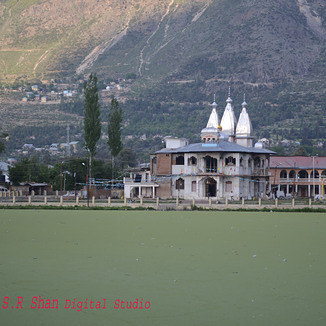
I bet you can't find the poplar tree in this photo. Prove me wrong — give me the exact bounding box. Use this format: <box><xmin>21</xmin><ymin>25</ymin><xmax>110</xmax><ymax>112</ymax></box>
<box><xmin>107</xmin><ymin>98</ymin><xmax>123</xmax><ymax>178</ymax></box>
<box><xmin>83</xmin><ymin>73</ymin><xmax>101</xmax><ymax>178</ymax></box>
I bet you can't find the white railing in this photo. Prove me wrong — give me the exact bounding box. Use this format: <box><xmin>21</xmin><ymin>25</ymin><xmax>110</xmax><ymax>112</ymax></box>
<box><xmin>279</xmin><ymin>178</ymin><xmax>325</xmax><ymax>184</ymax></box>
<box><xmin>124</xmin><ymin>177</ymin><xmax>156</xmax><ymax>184</ymax></box>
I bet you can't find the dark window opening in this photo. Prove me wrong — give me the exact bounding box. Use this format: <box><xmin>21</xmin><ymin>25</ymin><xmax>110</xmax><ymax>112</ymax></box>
<box><xmin>176</xmin><ymin>178</ymin><xmax>184</xmax><ymax>190</ymax></box>
<box><xmin>188</xmin><ymin>156</ymin><xmax>197</xmax><ymax>165</ymax></box>
<box><xmin>225</xmin><ymin>156</ymin><xmax>236</xmax><ymax>166</ymax></box>
<box><xmin>280</xmin><ymin>170</ymin><xmax>287</xmax><ymax>178</ymax></box>
<box><xmin>205</xmin><ymin>156</ymin><xmax>217</xmax><ymax>172</ymax></box>
<box><xmin>176</xmin><ymin>155</ymin><xmax>184</xmax><ymax>165</ymax></box>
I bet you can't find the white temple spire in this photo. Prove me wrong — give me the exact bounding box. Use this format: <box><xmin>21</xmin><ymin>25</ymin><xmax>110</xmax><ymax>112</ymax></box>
<box><xmin>220</xmin><ymin>89</ymin><xmax>236</xmax><ymax>139</ymax></box>
<box><xmin>201</xmin><ymin>96</ymin><xmax>220</xmax><ymax>142</ymax></box>
<box><xmin>236</xmin><ymin>94</ymin><xmax>253</xmax><ymax>147</ymax></box>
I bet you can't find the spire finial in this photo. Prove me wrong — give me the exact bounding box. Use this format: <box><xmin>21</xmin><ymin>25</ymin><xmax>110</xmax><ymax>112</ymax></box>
<box><xmin>242</xmin><ymin>93</ymin><xmax>247</xmax><ymax>107</ymax></box>
<box><xmin>226</xmin><ymin>86</ymin><xmax>232</xmax><ymax>103</ymax></box>
<box><xmin>214</xmin><ymin>93</ymin><xmax>216</xmax><ymax>102</ymax></box>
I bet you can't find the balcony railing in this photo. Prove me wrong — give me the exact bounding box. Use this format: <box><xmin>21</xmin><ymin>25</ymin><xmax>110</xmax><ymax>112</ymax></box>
<box><xmin>123</xmin><ymin>178</ymin><xmax>156</xmax><ymax>184</ymax></box>
<box><xmin>278</xmin><ymin>178</ymin><xmax>325</xmax><ymax>184</ymax></box>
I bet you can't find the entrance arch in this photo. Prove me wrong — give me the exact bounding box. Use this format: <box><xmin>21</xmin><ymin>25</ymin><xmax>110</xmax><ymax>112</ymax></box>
<box><xmin>205</xmin><ymin>177</ymin><xmax>217</xmax><ymax>197</ymax></box>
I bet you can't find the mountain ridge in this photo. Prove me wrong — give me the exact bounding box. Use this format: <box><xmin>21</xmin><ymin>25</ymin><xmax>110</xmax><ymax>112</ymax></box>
<box><xmin>1</xmin><ymin>0</ymin><xmax>326</xmax><ymax>158</ymax></box>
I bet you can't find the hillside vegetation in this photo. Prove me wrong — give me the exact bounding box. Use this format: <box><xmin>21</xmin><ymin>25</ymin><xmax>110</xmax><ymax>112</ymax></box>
<box><xmin>0</xmin><ymin>0</ymin><xmax>326</xmax><ymax>158</ymax></box>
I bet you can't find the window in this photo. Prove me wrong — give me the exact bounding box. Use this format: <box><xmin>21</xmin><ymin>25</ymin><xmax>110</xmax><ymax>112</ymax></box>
<box><xmin>310</xmin><ymin>170</ymin><xmax>319</xmax><ymax>178</ymax></box>
<box><xmin>191</xmin><ymin>181</ymin><xmax>196</xmax><ymax>192</ymax></box>
<box><xmin>298</xmin><ymin>170</ymin><xmax>308</xmax><ymax>178</ymax></box>
<box><xmin>225</xmin><ymin>156</ymin><xmax>236</xmax><ymax>165</ymax></box>
<box><xmin>176</xmin><ymin>178</ymin><xmax>184</xmax><ymax>190</ymax></box>
<box><xmin>280</xmin><ymin>170</ymin><xmax>287</xmax><ymax>178</ymax></box>
<box><xmin>188</xmin><ymin>156</ymin><xmax>197</xmax><ymax>165</ymax></box>
<box><xmin>176</xmin><ymin>155</ymin><xmax>184</xmax><ymax>165</ymax></box>
<box><xmin>204</xmin><ymin>156</ymin><xmax>217</xmax><ymax>172</ymax></box>
<box><xmin>254</xmin><ymin>157</ymin><xmax>261</xmax><ymax>168</ymax></box>
<box><xmin>225</xmin><ymin>181</ymin><xmax>232</xmax><ymax>192</ymax></box>
<box><xmin>289</xmin><ymin>170</ymin><xmax>296</xmax><ymax>179</ymax></box>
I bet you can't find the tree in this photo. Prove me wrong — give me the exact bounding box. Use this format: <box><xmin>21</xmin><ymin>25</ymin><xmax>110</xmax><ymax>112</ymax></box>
<box><xmin>294</xmin><ymin>146</ymin><xmax>308</xmax><ymax>156</ymax></box>
<box><xmin>83</xmin><ymin>73</ymin><xmax>101</xmax><ymax>178</ymax></box>
<box><xmin>107</xmin><ymin>98</ymin><xmax>123</xmax><ymax>178</ymax></box>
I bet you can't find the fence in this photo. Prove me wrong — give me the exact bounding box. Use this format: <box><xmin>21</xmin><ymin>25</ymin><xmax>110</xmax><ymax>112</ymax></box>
<box><xmin>0</xmin><ymin>192</ymin><xmax>325</xmax><ymax>210</ymax></box>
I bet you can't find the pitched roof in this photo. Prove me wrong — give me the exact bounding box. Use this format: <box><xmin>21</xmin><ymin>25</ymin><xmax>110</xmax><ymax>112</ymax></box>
<box><xmin>270</xmin><ymin>156</ymin><xmax>326</xmax><ymax>169</ymax></box>
<box><xmin>156</xmin><ymin>141</ymin><xmax>274</xmax><ymax>155</ymax></box>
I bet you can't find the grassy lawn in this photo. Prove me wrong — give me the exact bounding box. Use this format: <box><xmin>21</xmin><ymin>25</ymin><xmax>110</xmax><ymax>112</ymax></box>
<box><xmin>0</xmin><ymin>210</ymin><xmax>326</xmax><ymax>326</ymax></box>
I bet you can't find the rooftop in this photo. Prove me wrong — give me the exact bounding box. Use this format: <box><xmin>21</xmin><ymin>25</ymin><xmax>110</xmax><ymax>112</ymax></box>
<box><xmin>270</xmin><ymin>156</ymin><xmax>326</xmax><ymax>169</ymax></box>
<box><xmin>156</xmin><ymin>141</ymin><xmax>275</xmax><ymax>155</ymax></box>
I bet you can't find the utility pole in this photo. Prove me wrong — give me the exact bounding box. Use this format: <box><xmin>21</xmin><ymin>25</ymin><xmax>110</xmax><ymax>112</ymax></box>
<box><xmin>60</xmin><ymin>161</ymin><xmax>63</xmax><ymax>193</ymax></box>
<box><xmin>66</xmin><ymin>124</ymin><xmax>71</xmax><ymax>157</ymax></box>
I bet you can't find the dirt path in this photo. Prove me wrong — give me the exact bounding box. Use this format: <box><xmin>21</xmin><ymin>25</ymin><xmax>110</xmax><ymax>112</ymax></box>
<box><xmin>76</xmin><ymin>15</ymin><xmax>131</xmax><ymax>75</ymax></box>
<box><xmin>138</xmin><ymin>0</ymin><xmax>175</xmax><ymax>76</ymax></box>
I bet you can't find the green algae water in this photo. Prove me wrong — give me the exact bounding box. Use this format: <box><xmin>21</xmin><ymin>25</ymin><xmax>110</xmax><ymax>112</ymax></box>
<box><xmin>1</xmin><ymin>210</ymin><xmax>325</xmax><ymax>326</ymax></box>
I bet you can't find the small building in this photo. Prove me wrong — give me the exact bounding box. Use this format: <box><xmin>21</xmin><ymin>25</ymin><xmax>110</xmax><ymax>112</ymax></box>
<box><xmin>17</xmin><ymin>182</ymin><xmax>52</xmax><ymax>195</ymax></box>
<box><xmin>124</xmin><ymin>164</ymin><xmax>158</xmax><ymax>198</ymax></box>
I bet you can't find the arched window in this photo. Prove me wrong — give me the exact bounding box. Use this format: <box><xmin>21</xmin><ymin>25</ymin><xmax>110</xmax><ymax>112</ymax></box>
<box><xmin>321</xmin><ymin>170</ymin><xmax>326</xmax><ymax>177</ymax></box>
<box><xmin>225</xmin><ymin>156</ymin><xmax>236</xmax><ymax>166</ymax></box>
<box><xmin>298</xmin><ymin>170</ymin><xmax>308</xmax><ymax>179</ymax></box>
<box><xmin>280</xmin><ymin>170</ymin><xmax>287</xmax><ymax>178</ymax></box>
<box><xmin>310</xmin><ymin>170</ymin><xmax>319</xmax><ymax>178</ymax></box>
<box><xmin>289</xmin><ymin>170</ymin><xmax>296</xmax><ymax>179</ymax></box>
<box><xmin>176</xmin><ymin>178</ymin><xmax>184</xmax><ymax>190</ymax></box>
<box><xmin>240</xmin><ymin>157</ymin><xmax>244</xmax><ymax>166</ymax></box>
<box><xmin>188</xmin><ymin>156</ymin><xmax>197</xmax><ymax>165</ymax></box>
<box><xmin>176</xmin><ymin>155</ymin><xmax>184</xmax><ymax>165</ymax></box>
<box><xmin>254</xmin><ymin>157</ymin><xmax>261</xmax><ymax>168</ymax></box>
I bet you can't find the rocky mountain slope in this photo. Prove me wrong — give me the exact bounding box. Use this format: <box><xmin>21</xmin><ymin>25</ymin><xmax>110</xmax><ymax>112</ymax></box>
<box><xmin>1</xmin><ymin>0</ymin><xmax>326</xmax><ymax>157</ymax></box>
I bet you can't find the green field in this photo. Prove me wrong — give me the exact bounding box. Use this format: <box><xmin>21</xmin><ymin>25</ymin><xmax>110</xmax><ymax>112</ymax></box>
<box><xmin>1</xmin><ymin>210</ymin><xmax>326</xmax><ymax>326</ymax></box>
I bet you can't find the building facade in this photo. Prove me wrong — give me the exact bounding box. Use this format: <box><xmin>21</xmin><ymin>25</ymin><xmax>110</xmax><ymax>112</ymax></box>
<box><xmin>270</xmin><ymin>156</ymin><xmax>326</xmax><ymax>198</ymax></box>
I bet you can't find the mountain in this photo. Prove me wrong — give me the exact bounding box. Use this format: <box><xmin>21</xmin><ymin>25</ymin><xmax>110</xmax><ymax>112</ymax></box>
<box><xmin>1</xmin><ymin>0</ymin><xmax>326</xmax><ymax>157</ymax></box>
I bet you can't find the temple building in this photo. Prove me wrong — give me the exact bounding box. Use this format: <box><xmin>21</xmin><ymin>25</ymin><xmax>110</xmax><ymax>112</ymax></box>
<box><xmin>148</xmin><ymin>94</ymin><xmax>275</xmax><ymax>200</ymax></box>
